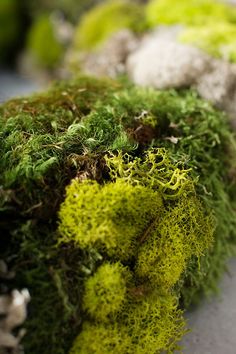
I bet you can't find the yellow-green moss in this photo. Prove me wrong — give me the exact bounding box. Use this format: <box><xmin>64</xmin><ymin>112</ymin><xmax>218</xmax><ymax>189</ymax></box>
<box><xmin>58</xmin><ymin>178</ymin><xmax>163</xmax><ymax>260</ymax></box>
<box><xmin>136</xmin><ymin>196</ymin><xmax>214</xmax><ymax>289</ymax></box>
<box><xmin>73</xmin><ymin>0</ymin><xmax>146</xmax><ymax>51</ymax></box>
<box><xmin>70</xmin><ymin>322</ymin><xmax>133</xmax><ymax>354</ymax></box>
<box><xmin>179</xmin><ymin>22</ymin><xmax>236</xmax><ymax>62</ymax></box>
<box><xmin>27</xmin><ymin>14</ymin><xmax>64</xmax><ymax>70</ymax></box>
<box><xmin>83</xmin><ymin>262</ymin><xmax>131</xmax><ymax>321</ymax></box>
<box><xmin>146</xmin><ymin>0</ymin><xmax>236</xmax><ymax>27</ymax></box>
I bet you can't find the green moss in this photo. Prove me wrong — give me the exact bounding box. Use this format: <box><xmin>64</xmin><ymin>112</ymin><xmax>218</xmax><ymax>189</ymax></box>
<box><xmin>26</xmin><ymin>14</ymin><xmax>64</xmax><ymax>70</ymax></box>
<box><xmin>179</xmin><ymin>22</ymin><xmax>236</xmax><ymax>62</ymax></box>
<box><xmin>146</xmin><ymin>0</ymin><xmax>236</xmax><ymax>27</ymax></box>
<box><xmin>0</xmin><ymin>77</ymin><xmax>236</xmax><ymax>353</ymax></box>
<box><xmin>136</xmin><ymin>195</ymin><xmax>214</xmax><ymax>289</ymax></box>
<box><xmin>83</xmin><ymin>262</ymin><xmax>131</xmax><ymax>321</ymax></box>
<box><xmin>73</xmin><ymin>0</ymin><xmax>147</xmax><ymax>51</ymax></box>
<box><xmin>58</xmin><ymin>179</ymin><xmax>163</xmax><ymax>260</ymax></box>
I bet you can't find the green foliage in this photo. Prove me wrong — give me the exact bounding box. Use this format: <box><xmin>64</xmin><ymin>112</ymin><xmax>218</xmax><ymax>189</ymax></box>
<box><xmin>1</xmin><ymin>76</ymin><xmax>236</xmax><ymax>353</ymax></box>
<box><xmin>146</xmin><ymin>0</ymin><xmax>236</xmax><ymax>27</ymax></box>
<box><xmin>179</xmin><ymin>22</ymin><xmax>236</xmax><ymax>62</ymax></box>
<box><xmin>26</xmin><ymin>14</ymin><xmax>64</xmax><ymax>69</ymax></box>
<box><xmin>58</xmin><ymin>179</ymin><xmax>163</xmax><ymax>260</ymax></box>
<box><xmin>73</xmin><ymin>0</ymin><xmax>147</xmax><ymax>51</ymax></box>
<box><xmin>83</xmin><ymin>262</ymin><xmax>131</xmax><ymax>321</ymax></box>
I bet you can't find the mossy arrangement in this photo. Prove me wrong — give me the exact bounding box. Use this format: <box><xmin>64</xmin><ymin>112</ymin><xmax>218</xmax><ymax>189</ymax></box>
<box><xmin>73</xmin><ymin>0</ymin><xmax>147</xmax><ymax>51</ymax></box>
<box><xmin>146</xmin><ymin>0</ymin><xmax>236</xmax><ymax>63</ymax></box>
<box><xmin>1</xmin><ymin>76</ymin><xmax>236</xmax><ymax>353</ymax></box>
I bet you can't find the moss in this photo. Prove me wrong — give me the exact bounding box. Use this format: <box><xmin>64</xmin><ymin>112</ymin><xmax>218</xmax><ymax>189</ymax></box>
<box><xmin>70</xmin><ymin>322</ymin><xmax>133</xmax><ymax>354</ymax></box>
<box><xmin>0</xmin><ymin>77</ymin><xmax>236</xmax><ymax>353</ymax></box>
<box><xmin>83</xmin><ymin>262</ymin><xmax>131</xmax><ymax>322</ymax></box>
<box><xmin>146</xmin><ymin>0</ymin><xmax>236</xmax><ymax>28</ymax></box>
<box><xmin>26</xmin><ymin>14</ymin><xmax>64</xmax><ymax>70</ymax></box>
<box><xmin>73</xmin><ymin>0</ymin><xmax>147</xmax><ymax>51</ymax></box>
<box><xmin>58</xmin><ymin>179</ymin><xmax>163</xmax><ymax>260</ymax></box>
<box><xmin>179</xmin><ymin>22</ymin><xmax>236</xmax><ymax>62</ymax></box>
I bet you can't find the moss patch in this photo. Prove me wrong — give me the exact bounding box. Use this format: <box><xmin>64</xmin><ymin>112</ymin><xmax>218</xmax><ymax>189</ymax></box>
<box><xmin>0</xmin><ymin>76</ymin><xmax>235</xmax><ymax>353</ymax></box>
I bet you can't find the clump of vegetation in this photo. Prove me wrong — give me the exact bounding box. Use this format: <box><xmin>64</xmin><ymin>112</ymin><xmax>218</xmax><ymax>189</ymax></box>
<box><xmin>26</xmin><ymin>14</ymin><xmax>64</xmax><ymax>70</ymax></box>
<box><xmin>0</xmin><ymin>76</ymin><xmax>235</xmax><ymax>353</ymax></box>
<box><xmin>73</xmin><ymin>0</ymin><xmax>147</xmax><ymax>51</ymax></box>
<box><xmin>146</xmin><ymin>0</ymin><xmax>236</xmax><ymax>27</ymax></box>
<box><xmin>179</xmin><ymin>22</ymin><xmax>236</xmax><ymax>63</ymax></box>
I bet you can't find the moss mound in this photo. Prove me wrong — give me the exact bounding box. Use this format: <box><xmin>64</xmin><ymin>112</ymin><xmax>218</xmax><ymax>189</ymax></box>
<box><xmin>26</xmin><ymin>14</ymin><xmax>64</xmax><ymax>70</ymax></box>
<box><xmin>146</xmin><ymin>0</ymin><xmax>236</xmax><ymax>27</ymax></box>
<box><xmin>179</xmin><ymin>22</ymin><xmax>236</xmax><ymax>63</ymax></box>
<box><xmin>0</xmin><ymin>76</ymin><xmax>236</xmax><ymax>353</ymax></box>
<box><xmin>73</xmin><ymin>0</ymin><xmax>146</xmax><ymax>51</ymax></box>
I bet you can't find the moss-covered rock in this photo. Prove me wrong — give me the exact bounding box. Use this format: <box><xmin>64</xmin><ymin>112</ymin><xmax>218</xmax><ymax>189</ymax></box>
<box><xmin>73</xmin><ymin>0</ymin><xmax>147</xmax><ymax>51</ymax></box>
<box><xmin>0</xmin><ymin>76</ymin><xmax>235</xmax><ymax>353</ymax></box>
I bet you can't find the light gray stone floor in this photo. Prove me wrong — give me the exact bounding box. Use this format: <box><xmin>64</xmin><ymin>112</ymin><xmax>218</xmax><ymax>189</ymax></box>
<box><xmin>181</xmin><ymin>258</ymin><xmax>236</xmax><ymax>354</ymax></box>
<box><xmin>0</xmin><ymin>70</ymin><xmax>236</xmax><ymax>354</ymax></box>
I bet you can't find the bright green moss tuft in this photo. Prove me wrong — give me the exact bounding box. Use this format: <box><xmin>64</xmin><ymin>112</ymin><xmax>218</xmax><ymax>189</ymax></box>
<box><xmin>136</xmin><ymin>195</ymin><xmax>214</xmax><ymax>289</ymax></box>
<box><xmin>70</xmin><ymin>322</ymin><xmax>133</xmax><ymax>354</ymax></box>
<box><xmin>83</xmin><ymin>262</ymin><xmax>131</xmax><ymax>321</ymax></box>
<box><xmin>146</xmin><ymin>0</ymin><xmax>236</xmax><ymax>28</ymax></box>
<box><xmin>179</xmin><ymin>22</ymin><xmax>236</xmax><ymax>62</ymax></box>
<box><xmin>73</xmin><ymin>0</ymin><xmax>147</xmax><ymax>51</ymax></box>
<box><xmin>26</xmin><ymin>14</ymin><xmax>64</xmax><ymax>70</ymax></box>
<box><xmin>58</xmin><ymin>178</ymin><xmax>163</xmax><ymax>260</ymax></box>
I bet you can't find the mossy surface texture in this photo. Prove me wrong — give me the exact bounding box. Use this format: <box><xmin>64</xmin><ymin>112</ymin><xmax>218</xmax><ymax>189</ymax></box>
<box><xmin>0</xmin><ymin>76</ymin><xmax>236</xmax><ymax>353</ymax></box>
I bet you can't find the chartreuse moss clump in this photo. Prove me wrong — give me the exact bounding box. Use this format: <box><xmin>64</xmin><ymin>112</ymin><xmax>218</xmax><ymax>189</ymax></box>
<box><xmin>0</xmin><ymin>76</ymin><xmax>236</xmax><ymax>353</ymax></box>
<box><xmin>26</xmin><ymin>14</ymin><xmax>64</xmax><ymax>70</ymax></box>
<box><xmin>146</xmin><ymin>0</ymin><xmax>236</xmax><ymax>27</ymax></box>
<box><xmin>73</xmin><ymin>0</ymin><xmax>147</xmax><ymax>51</ymax></box>
<box><xmin>179</xmin><ymin>22</ymin><xmax>236</xmax><ymax>63</ymax></box>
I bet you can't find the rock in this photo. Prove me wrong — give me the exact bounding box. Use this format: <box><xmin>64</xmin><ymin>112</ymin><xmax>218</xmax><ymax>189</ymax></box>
<box><xmin>127</xmin><ymin>33</ymin><xmax>211</xmax><ymax>89</ymax></box>
<box><xmin>195</xmin><ymin>59</ymin><xmax>236</xmax><ymax>108</ymax></box>
<box><xmin>79</xmin><ymin>29</ymin><xmax>138</xmax><ymax>78</ymax></box>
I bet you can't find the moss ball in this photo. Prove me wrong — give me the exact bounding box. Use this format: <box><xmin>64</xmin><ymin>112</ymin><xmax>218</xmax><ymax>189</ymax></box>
<box><xmin>83</xmin><ymin>262</ymin><xmax>131</xmax><ymax>321</ymax></box>
<box><xmin>146</xmin><ymin>0</ymin><xmax>236</xmax><ymax>27</ymax></box>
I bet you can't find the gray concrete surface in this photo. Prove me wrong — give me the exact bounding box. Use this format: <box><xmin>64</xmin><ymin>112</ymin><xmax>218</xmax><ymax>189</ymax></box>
<box><xmin>181</xmin><ymin>258</ymin><xmax>236</xmax><ymax>354</ymax></box>
<box><xmin>0</xmin><ymin>71</ymin><xmax>236</xmax><ymax>354</ymax></box>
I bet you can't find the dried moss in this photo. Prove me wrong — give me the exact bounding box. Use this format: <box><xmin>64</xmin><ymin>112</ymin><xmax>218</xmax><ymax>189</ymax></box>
<box><xmin>0</xmin><ymin>77</ymin><xmax>236</xmax><ymax>353</ymax></box>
